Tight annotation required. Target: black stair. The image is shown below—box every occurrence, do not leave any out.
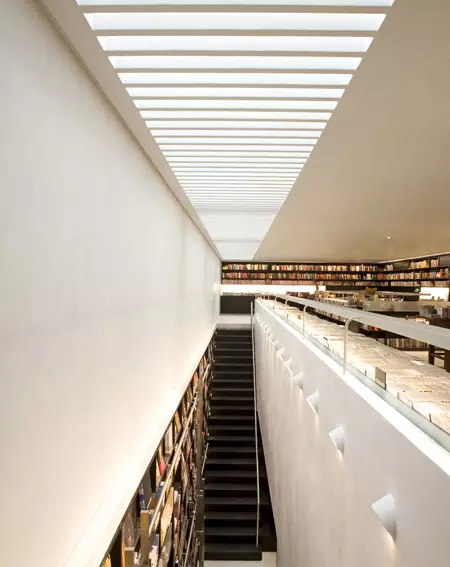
[204,328,277,561]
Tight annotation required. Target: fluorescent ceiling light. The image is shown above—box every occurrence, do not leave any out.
[142,111,331,120]
[134,100,338,109]
[173,167,301,173]
[110,55,362,71]
[167,159,306,165]
[98,36,372,53]
[147,121,327,129]
[146,121,327,130]
[152,129,322,138]
[87,13,384,32]
[167,156,306,162]
[120,72,352,86]
[157,138,317,144]
[162,151,311,157]
[79,1,393,6]
[128,87,344,98]
[160,144,315,151]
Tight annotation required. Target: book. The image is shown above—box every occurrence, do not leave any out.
[160,488,174,547]
[164,424,174,457]
[174,411,182,436]
[149,534,160,567]
[139,471,152,511]
[122,504,138,549]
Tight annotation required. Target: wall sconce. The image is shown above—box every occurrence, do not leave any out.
[293,372,304,390]
[306,390,319,414]
[371,494,397,541]
[329,425,345,455]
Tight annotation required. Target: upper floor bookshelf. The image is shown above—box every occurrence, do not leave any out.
[221,256,450,289]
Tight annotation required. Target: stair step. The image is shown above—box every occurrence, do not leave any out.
[205,494,269,509]
[213,379,254,386]
[205,543,262,561]
[208,446,259,455]
[209,424,255,438]
[206,458,256,469]
[213,371,253,379]
[211,387,254,394]
[209,406,254,415]
[205,469,265,479]
[209,435,255,446]
[209,415,254,422]
[211,396,254,402]
[206,526,271,538]
[206,483,257,492]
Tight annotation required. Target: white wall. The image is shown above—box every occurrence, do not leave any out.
[255,300,450,567]
[0,2,220,566]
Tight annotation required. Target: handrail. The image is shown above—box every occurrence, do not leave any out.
[260,293,450,351]
[146,395,198,540]
[250,302,260,548]
[183,504,197,567]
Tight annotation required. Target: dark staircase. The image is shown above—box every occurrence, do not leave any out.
[204,328,277,561]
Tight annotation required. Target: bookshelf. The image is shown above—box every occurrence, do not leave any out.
[222,255,450,290]
[100,341,213,567]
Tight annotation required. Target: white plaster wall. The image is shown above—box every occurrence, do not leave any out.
[255,300,450,567]
[0,2,220,566]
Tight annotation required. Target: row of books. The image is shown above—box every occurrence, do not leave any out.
[102,340,213,567]
[222,263,268,271]
[385,258,440,271]
[376,337,428,351]
[269,264,378,272]
[222,272,378,281]
[375,269,449,281]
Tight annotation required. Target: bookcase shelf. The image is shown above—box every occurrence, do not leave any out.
[221,256,450,289]
[101,342,213,567]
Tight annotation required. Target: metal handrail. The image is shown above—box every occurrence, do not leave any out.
[145,395,198,541]
[250,302,260,548]
[259,293,450,351]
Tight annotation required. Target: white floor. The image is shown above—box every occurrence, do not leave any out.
[217,314,251,329]
[205,552,276,567]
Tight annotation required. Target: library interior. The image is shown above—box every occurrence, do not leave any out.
[3,1,450,567]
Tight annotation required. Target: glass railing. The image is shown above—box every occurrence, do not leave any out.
[256,294,450,453]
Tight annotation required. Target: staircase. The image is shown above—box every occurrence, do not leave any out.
[204,328,277,561]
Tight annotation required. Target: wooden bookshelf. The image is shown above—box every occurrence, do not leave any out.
[100,342,213,567]
[221,256,450,290]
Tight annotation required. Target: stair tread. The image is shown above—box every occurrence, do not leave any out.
[209,425,254,431]
[212,388,254,392]
[206,526,272,536]
[205,469,264,478]
[209,435,255,441]
[206,495,268,505]
[212,396,254,401]
[206,458,256,465]
[209,415,254,421]
[210,406,254,412]
[208,446,260,453]
[206,483,256,491]
[205,511,258,520]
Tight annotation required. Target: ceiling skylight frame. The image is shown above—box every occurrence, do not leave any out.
[71,0,394,258]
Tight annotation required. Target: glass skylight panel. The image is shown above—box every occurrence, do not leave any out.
[156,137,318,145]
[127,87,344,98]
[86,13,384,32]
[110,55,362,71]
[120,72,352,86]
[152,129,322,137]
[146,121,327,129]
[134,100,338,109]
[79,1,393,6]
[162,151,311,157]
[166,158,307,164]
[142,111,332,120]
[98,36,372,53]
[159,144,315,151]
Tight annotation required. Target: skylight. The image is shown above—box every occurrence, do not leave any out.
[76,0,394,258]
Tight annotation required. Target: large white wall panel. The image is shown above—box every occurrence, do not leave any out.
[255,301,450,567]
[0,2,220,567]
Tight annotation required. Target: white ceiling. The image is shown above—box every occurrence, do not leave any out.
[256,0,450,262]
[42,0,395,260]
